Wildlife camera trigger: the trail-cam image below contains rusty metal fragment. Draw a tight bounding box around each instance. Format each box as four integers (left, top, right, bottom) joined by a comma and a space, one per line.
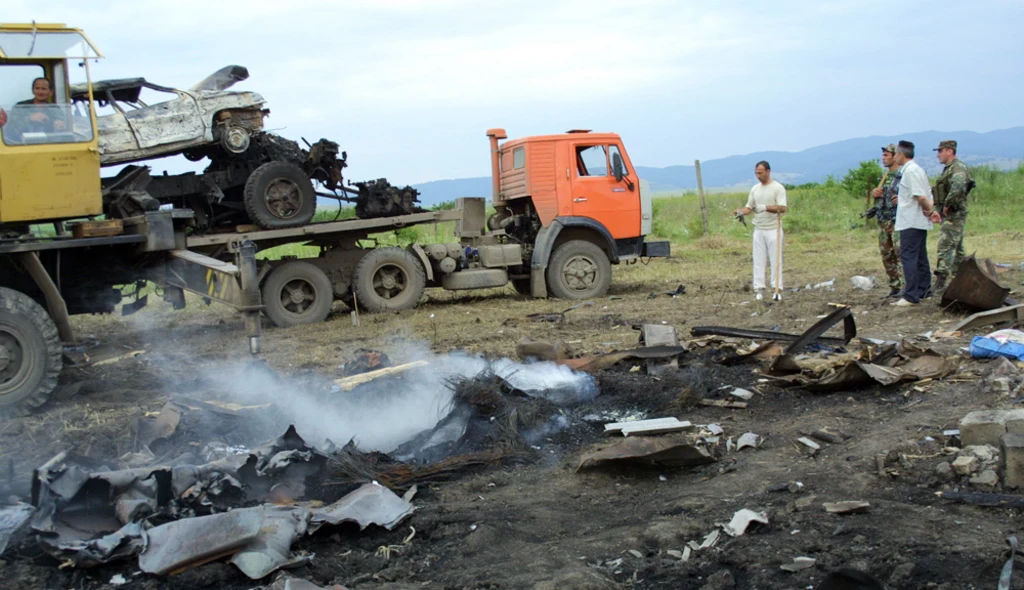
230, 506, 313, 579
577, 436, 716, 471
942, 256, 1012, 311
767, 342, 955, 392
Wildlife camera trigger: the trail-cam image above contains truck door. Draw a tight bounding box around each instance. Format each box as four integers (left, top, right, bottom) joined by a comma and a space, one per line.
569, 143, 640, 239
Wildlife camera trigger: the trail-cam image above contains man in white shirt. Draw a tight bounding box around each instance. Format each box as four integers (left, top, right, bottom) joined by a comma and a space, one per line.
890, 140, 934, 306
733, 161, 787, 301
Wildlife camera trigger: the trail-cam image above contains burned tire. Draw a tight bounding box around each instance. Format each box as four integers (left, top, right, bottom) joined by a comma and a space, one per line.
0, 287, 62, 417
243, 162, 316, 229
546, 240, 612, 299
261, 261, 334, 327
353, 248, 426, 312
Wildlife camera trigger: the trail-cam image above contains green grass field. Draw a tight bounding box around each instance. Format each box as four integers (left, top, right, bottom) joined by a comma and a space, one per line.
260, 165, 1024, 275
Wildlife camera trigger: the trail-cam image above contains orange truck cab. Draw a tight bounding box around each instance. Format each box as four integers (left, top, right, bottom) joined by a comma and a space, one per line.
485, 128, 669, 298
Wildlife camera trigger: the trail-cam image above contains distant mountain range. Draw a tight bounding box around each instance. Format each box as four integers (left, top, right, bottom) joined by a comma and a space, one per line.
409, 126, 1024, 205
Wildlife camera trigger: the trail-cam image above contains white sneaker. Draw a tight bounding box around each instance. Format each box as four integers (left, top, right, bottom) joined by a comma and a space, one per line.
755, 290, 763, 301
890, 298, 916, 307
772, 292, 782, 301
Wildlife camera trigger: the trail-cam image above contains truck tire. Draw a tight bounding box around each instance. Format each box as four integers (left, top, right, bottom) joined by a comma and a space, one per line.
546, 240, 612, 299
0, 287, 62, 417
243, 162, 316, 229
353, 248, 426, 312
261, 261, 334, 327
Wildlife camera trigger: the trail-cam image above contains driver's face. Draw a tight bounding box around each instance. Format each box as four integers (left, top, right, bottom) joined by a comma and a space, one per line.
32, 80, 52, 103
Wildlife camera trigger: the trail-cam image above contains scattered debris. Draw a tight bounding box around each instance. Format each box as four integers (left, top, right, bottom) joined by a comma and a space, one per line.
959, 409, 1024, 447
808, 279, 836, 291
769, 341, 955, 392
780, 556, 817, 572
999, 536, 1019, 590
638, 324, 682, 375
797, 437, 821, 451
736, 432, 761, 451
700, 399, 748, 409
339, 349, 391, 376
92, 350, 146, 366
0, 503, 34, 555
577, 436, 717, 471
727, 387, 755, 401
516, 337, 571, 362
604, 417, 693, 437
951, 455, 980, 476
850, 276, 876, 290
525, 301, 593, 323
722, 508, 768, 537
810, 428, 848, 444
823, 501, 871, 514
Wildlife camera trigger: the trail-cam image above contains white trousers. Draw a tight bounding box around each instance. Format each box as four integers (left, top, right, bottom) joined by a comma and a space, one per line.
752, 226, 783, 290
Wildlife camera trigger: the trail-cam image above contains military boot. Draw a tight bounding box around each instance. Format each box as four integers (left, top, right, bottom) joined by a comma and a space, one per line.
933, 274, 947, 294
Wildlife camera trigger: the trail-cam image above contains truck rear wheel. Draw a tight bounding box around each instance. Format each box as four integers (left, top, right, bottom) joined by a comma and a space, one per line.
546, 240, 611, 299
0, 287, 62, 417
243, 162, 316, 229
261, 261, 334, 327
353, 248, 426, 312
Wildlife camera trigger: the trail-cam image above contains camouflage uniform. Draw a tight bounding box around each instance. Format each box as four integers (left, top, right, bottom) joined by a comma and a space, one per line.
876, 169, 903, 291
932, 148, 971, 284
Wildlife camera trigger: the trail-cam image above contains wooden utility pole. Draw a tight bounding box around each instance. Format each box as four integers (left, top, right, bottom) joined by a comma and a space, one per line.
695, 160, 709, 235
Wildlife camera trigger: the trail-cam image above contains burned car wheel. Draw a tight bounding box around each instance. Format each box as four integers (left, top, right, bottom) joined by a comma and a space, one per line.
261, 261, 334, 327
219, 126, 251, 154
353, 248, 426, 313
0, 288, 62, 417
243, 162, 316, 229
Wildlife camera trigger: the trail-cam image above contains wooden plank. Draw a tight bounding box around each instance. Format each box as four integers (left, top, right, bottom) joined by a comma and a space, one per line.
70, 219, 123, 238
699, 399, 748, 409
604, 417, 693, 436
334, 360, 429, 391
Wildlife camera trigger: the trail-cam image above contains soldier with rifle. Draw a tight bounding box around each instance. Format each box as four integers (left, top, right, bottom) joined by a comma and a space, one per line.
929, 140, 973, 293
865, 144, 903, 298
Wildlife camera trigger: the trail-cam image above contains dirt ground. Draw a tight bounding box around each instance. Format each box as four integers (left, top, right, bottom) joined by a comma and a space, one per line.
2, 260, 1024, 590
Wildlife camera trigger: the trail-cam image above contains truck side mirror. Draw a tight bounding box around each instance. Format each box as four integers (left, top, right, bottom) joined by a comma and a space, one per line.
612, 152, 624, 182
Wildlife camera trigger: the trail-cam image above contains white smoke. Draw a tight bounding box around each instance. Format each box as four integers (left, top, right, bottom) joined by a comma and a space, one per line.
203, 344, 596, 453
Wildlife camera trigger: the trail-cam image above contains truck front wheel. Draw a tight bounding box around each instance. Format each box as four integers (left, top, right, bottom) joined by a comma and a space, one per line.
243, 162, 316, 229
353, 248, 426, 312
546, 240, 612, 299
0, 287, 62, 417
261, 261, 334, 327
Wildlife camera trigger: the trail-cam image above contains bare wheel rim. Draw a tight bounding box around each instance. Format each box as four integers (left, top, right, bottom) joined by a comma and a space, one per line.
265, 178, 303, 220
0, 323, 32, 399
279, 278, 318, 314
371, 264, 409, 300
561, 254, 598, 292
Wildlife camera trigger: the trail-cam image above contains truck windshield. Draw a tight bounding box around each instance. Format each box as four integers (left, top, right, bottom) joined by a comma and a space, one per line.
0, 31, 100, 58
0, 65, 94, 146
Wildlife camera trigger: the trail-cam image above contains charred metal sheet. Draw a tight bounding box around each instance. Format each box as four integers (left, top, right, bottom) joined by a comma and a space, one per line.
577, 436, 716, 471
139, 509, 263, 575
230, 506, 312, 579
37, 521, 146, 568
311, 483, 415, 531
767, 343, 955, 392
783, 306, 855, 354
942, 256, 1011, 312
952, 304, 1024, 333
689, 326, 850, 347
0, 503, 34, 555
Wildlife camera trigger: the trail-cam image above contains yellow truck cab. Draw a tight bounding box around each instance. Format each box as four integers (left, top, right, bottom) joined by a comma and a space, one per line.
0, 23, 103, 226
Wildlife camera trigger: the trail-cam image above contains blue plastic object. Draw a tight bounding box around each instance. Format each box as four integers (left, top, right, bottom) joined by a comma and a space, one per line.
970, 336, 1024, 361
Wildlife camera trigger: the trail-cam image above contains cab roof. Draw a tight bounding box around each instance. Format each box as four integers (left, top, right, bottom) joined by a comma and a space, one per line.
501, 131, 623, 150
0, 23, 102, 59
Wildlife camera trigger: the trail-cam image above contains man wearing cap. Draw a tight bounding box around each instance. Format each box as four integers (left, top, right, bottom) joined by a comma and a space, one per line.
870, 144, 903, 298
890, 140, 934, 306
930, 140, 972, 293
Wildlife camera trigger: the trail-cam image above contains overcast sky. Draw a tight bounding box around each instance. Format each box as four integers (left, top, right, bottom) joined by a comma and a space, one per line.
7, 0, 1023, 184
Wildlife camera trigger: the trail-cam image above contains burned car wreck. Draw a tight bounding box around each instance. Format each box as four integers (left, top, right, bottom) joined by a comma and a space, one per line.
72, 65, 268, 167
86, 66, 423, 230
